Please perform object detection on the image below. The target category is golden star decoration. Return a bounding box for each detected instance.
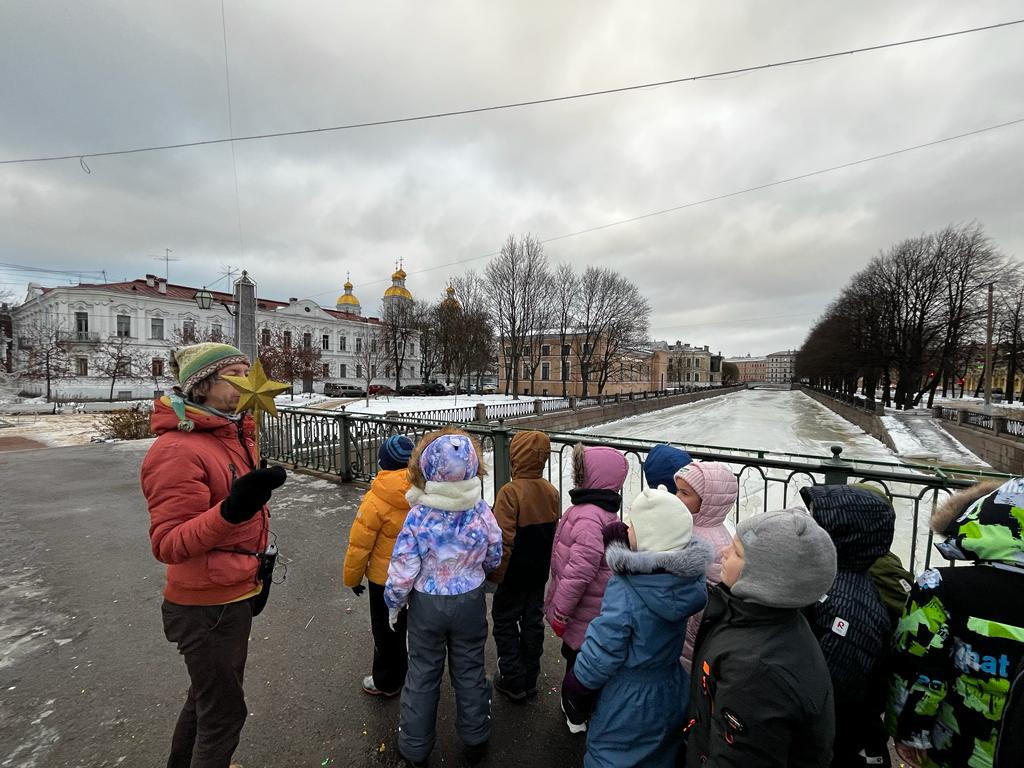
[221,358,290,417]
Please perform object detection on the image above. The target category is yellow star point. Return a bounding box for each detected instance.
[222,358,290,417]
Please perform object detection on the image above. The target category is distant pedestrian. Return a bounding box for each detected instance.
[674,460,737,671]
[685,507,837,768]
[384,428,502,767]
[545,444,629,733]
[561,487,711,767]
[887,477,1024,768]
[141,342,288,768]
[342,434,414,696]
[800,484,896,768]
[487,430,561,702]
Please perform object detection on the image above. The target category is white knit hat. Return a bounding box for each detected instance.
[624,485,693,553]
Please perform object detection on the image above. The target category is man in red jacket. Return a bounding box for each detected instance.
[141,342,287,768]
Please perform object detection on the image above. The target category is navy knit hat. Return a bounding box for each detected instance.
[378,434,414,471]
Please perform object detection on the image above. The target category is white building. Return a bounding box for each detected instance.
[765,350,797,383]
[11,269,420,400]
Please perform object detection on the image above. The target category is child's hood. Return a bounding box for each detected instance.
[800,484,894,571]
[510,431,549,479]
[605,539,711,622]
[679,461,737,528]
[371,468,412,509]
[931,477,1024,564]
[574,445,629,491]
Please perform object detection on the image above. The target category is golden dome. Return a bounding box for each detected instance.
[336,276,361,311]
[392,268,407,280]
[338,293,360,306]
[384,285,413,300]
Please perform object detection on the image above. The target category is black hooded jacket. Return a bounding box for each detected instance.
[686,586,835,768]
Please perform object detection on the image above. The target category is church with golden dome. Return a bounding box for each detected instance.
[336,263,415,316]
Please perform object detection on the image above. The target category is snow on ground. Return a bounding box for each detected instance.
[279,393,557,415]
[881,414,987,468]
[0,414,109,448]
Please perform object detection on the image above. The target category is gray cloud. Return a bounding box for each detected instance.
[2,0,1022,355]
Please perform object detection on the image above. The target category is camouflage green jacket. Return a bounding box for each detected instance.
[887,479,1024,768]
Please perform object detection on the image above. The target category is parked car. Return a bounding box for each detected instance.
[324,382,366,397]
[480,384,497,395]
[399,382,447,396]
[368,384,395,396]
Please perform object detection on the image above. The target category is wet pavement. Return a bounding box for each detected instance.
[0,442,586,768]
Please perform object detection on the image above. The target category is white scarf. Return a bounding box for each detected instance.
[407,479,482,512]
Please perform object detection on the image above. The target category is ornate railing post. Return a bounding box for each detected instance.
[491,423,512,493]
[339,409,353,482]
[822,445,850,485]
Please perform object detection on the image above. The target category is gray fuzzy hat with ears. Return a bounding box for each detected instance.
[731,508,838,609]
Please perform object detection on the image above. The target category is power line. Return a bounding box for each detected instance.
[1,19,1020,166]
[0,261,106,279]
[300,115,1024,302]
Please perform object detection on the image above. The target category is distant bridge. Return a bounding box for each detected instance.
[745,382,796,391]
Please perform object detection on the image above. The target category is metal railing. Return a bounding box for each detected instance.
[964,411,993,429]
[262,409,1011,575]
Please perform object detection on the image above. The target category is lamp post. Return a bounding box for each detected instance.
[984,282,995,414]
[193,271,257,365]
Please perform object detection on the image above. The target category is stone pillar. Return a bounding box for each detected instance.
[533,398,543,416]
[568,396,578,410]
[614,393,620,404]
[597,395,604,406]
[875,401,886,416]
[992,416,1006,436]
[956,409,967,425]
[932,406,943,419]
[475,403,487,423]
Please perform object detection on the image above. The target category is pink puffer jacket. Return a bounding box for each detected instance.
[544,446,629,650]
[677,460,738,671]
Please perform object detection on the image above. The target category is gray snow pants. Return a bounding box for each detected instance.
[398,586,492,762]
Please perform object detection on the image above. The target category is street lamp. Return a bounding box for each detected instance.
[192,273,257,363]
[194,287,215,311]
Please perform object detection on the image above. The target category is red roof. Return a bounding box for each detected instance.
[56,277,382,324]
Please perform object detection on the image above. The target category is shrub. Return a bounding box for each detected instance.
[99,406,154,440]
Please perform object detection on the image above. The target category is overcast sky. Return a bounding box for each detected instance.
[2,1,1022,356]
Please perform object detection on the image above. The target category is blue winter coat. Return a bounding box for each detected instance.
[574,539,711,768]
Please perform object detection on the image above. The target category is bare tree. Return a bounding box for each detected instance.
[356,321,389,405]
[415,300,442,384]
[451,271,496,391]
[380,300,417,391]
[17,315,73,401]
[258,328,322,400]
[551,263,580,398]
[485,234,550,399]
[94,336,149,400]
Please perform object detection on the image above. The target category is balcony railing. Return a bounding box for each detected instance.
[261,409,1011,574]
[57,331,101,344]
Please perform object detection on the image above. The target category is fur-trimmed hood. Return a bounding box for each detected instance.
[604,539,711,623]
[931,478,1024,564]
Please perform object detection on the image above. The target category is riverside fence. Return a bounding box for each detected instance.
[261,409,1010,575]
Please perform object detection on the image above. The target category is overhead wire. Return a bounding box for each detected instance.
[0,18,1020,166]
[297,115,1024,301]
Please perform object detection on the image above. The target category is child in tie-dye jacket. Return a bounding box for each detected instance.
[384,427,502,767]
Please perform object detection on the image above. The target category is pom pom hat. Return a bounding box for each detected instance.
[730,507,838,609]
[379,434,415,471]
[625,486,694,553]
[171,342,249,396]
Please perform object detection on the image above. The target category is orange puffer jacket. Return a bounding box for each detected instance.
[141,397,268,605]
[343,469,412,587]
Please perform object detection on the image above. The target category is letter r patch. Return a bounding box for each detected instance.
[831,617,849,637]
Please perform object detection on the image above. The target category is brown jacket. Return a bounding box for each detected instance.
[489,431,561,585]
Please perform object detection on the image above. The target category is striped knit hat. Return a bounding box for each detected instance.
[171,342,249,396]
[378,434,415,471]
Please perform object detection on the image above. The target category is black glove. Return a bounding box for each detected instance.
[602,521,630,549]
[561,666,598,726]
[220,465,287,524]
[351,584,366,597]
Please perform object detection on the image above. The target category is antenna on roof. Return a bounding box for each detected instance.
[150,247,179,279]
[221,265,240,285]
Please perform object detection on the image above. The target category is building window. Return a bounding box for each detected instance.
[504,347,512,357]
[283,331,292,348]
[371,365,377,378]
[541,344,551,356]
[116,315,131,337]
[583,343,591,355]
[524,345,531,357]
[522,362,531,379]
[261,328,271,346]
[356,337,362,354]
[322,334,330,351]
[322,363,330,377]
[410,342,415,355]
[695,372,700,382]
[370,339,377,354]
[562,361,571,380]
[561,344,570,356]
[211,322,223,342]
[183,319,196,343]
[541,362,550,380]
[339,363,346,378]
[150,318,164,340]
[356,364,362,378]
[116,359,132,376]
[339,335,347,352]
[302,332,312,349]
[76,357,89,376]
[385,366,391,377]
[152,358,165,377]
[75,312,89,335]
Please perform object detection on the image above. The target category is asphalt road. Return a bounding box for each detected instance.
[0,442,586,768]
